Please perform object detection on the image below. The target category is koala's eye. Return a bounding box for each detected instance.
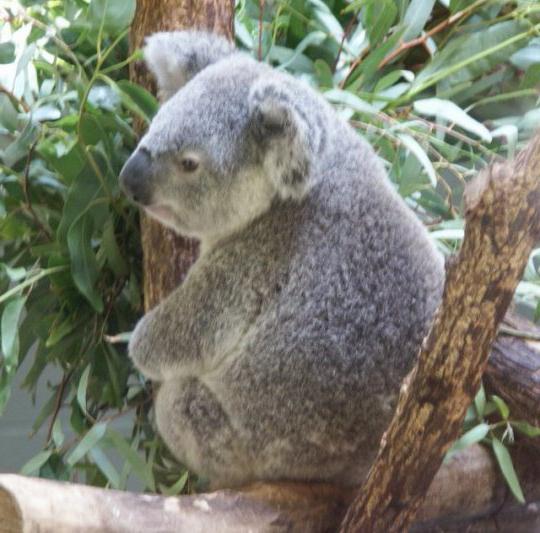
[180,157,199,172]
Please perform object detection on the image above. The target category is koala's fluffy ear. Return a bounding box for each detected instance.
[249,79,315,200]
[144,31,235,101]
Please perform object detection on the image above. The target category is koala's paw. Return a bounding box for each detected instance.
[144,31,236,101]
[249,80,314,200]
[128,311,163,381]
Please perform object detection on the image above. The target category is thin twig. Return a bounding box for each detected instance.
[21,141,53,240]
[332,17,357,74]
[46,371,73,444]
[258,0,265,61]
[379,0,487,68]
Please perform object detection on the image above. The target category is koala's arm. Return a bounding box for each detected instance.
[128,259,255,382]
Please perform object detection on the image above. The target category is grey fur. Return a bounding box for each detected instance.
[120,31,445,489]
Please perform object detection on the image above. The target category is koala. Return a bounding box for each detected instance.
[119,30,445,489]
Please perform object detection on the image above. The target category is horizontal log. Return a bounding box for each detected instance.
[1,444,539,533]
[486,313,540,427]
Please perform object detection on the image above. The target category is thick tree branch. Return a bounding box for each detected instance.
[487,313,540,428]
[1,445,539,532]
[339,133,540,532]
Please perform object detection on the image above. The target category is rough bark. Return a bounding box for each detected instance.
[1,445,539,533]
[339,134,540,532]
[487,313,540,428]
[129,0,234,310]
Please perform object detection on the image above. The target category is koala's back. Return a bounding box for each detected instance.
[193,133,445,485]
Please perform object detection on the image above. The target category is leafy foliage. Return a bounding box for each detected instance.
[0,0,186,492]
[447,385,540,503]
[0,0,539,498]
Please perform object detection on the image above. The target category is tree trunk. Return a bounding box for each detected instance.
[339,134,540,532]
[129,0,234,310]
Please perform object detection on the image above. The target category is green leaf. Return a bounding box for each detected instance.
[512,421,540,438]
[491,395,510,420]
[347,30,403,89]
[67,212,104,312]
[52,418,65,448]
[1,296,26,369]
[313,59,334,89]
[159,471,189,496]
[67,422,107,466]
[324,89,377,115]
[449,0,469,13]
[492,438,525,504]
[522,64,540,90]
[0,94,19,131]
[474,384,486,419]
[116,80,158,122]
[413,98,492,142]
[106,429,155,491]
[397,133,437,187]
[89,0,136,35]
[277,31,326,72]
[20,450,53,476]
[38,140,86,181]
[363,0,397,47]
[46,317,77,348]
[102,219,129,277]
[511,41,540,70]
[3,265,27,282]
[57,163,103,244]
[446,423,490,459]
[411,21,527,93]
[79,113,111,154]
[0,42,15,64]
[31,391,57,434]
[77,364,91,414]
[89,446,120,488]
[0,370,13,415]
[2,119,40,167]
[309,0,343,43]
[401,0,436,41]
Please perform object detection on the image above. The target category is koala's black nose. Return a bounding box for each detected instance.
[119,148,153,206]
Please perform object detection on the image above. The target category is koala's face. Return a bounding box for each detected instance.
[120,64,272,240]
[120,32,318,242]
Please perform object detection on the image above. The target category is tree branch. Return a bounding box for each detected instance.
[1,444,539,532]
[339,133,540,532]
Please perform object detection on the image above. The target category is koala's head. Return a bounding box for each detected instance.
[119,31,323,243]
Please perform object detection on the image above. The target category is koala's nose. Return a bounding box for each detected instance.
[119,148,153,206]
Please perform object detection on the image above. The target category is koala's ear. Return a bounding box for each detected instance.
[249,79,314,200]
[144,31,235,101]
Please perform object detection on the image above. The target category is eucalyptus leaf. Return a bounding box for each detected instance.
[397,133,437,186]
[77,364,91,414]
[413,98,492,142]
[1,296,26,369]
[0,42,15,64]
[446,423,490,459]
[492,438,525,504]
[89,0,136,35]
[20,450,53,476]
[89,446,120,488]
[67,422,108,466]
[402,0,436,41]
[512,421,540,438]
[67,212,104,312]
